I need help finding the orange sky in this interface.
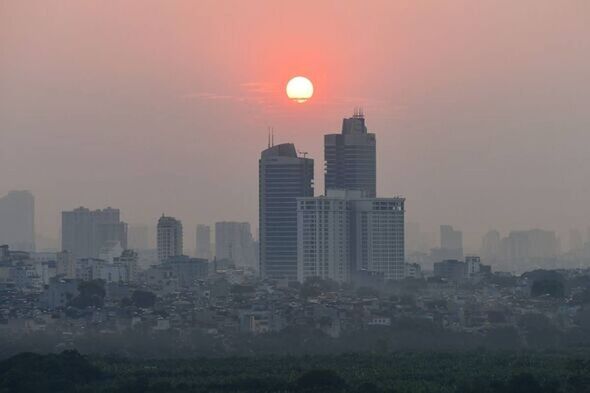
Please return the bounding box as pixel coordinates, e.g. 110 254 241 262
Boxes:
1 1 590 250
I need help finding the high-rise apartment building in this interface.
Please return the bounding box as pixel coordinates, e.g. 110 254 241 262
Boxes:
324 110 376 197
215 222 256 269
61 207 127 259
481 230 501 262
259 143 314 280
349 197 405 280
0 190 35 252
297 190 405 283
441 225 463 254
501 229 559 271
157 215 183 263
195 224 212 260
297 190 350 283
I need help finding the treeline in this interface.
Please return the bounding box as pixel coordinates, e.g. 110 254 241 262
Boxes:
3 314 590 359
2 350 590 392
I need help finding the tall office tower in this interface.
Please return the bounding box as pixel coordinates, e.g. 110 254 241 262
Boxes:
157 215 183 263
0 190 35 251
215 221 256 269
297 190 350 283
324 109 376 197
259 143 314 280
128 225 149 250
195 224 212 260
438 225 463 260
61 207 127 259
349 197 405 280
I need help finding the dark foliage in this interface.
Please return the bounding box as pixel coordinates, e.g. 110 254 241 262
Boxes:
131 290 157 308
1 350 590 392
531 279 565 298
0 350 101 393
295 369 346 392
69 279 106 309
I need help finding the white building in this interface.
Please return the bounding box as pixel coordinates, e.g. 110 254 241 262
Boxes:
114 249 139 283
98 240 124 263
75 258 128 283
157 215 183 263
349 197 405 281
297 191 405 283
297 191 350 283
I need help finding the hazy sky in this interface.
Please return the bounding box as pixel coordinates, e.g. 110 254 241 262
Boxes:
1 1 589 250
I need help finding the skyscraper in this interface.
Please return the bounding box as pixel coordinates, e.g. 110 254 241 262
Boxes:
0 190 35 252
195 224 211 260
215 221 256 269
259 143 314 280
157 215 183 263
324 110 376 197
61 207 127 259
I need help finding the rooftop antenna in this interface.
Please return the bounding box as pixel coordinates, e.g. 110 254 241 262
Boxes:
267 127 271 148
271 127 274 146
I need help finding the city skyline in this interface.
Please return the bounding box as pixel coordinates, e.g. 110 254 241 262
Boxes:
2 2 590 250
2 2 590 383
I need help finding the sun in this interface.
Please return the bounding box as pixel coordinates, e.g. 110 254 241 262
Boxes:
286 76 314 103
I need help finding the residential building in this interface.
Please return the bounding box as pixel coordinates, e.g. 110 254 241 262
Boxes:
349 197 405 280
157 215 183 263
297 190 350 283
501 229 559 271
56 250 76 279
465 256 481 278
404 262 423 279
433 259 466 281
0 190 35 252
481 230 501 263
114 249 139 283
61 207 127 259
39 278 80 309
195 224 212 260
